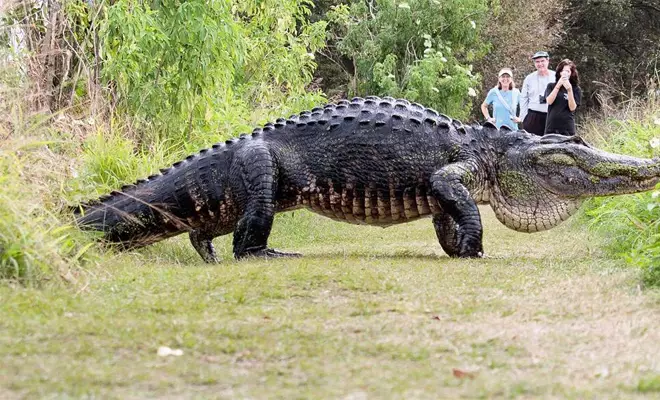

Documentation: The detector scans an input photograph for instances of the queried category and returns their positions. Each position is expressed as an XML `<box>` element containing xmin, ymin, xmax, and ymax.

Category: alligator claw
<box><xmin>237</xmin><ymin>248</ymin><xmax>302</xmax><ymax>259</ymax></box>
<box><xmin>263</xmin><ymin>248</ymin><xmax>302</xmax><ymax>258</ymax></box>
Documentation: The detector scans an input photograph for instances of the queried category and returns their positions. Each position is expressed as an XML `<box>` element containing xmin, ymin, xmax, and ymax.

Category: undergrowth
<box><xmin>580</xmin><ymin>96</ymin><xmax>660</xmax><ymax>288</ymax></box>
<box><xmin>0</xmin><ymin>137</ymin><xmax>96</xmax><ymax>286</ymax></box>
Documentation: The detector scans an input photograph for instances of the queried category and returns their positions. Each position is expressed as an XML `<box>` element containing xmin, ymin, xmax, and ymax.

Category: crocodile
<box><xmin>74</xmin><ymin>96</ymin><xmax>660</xmax><ymax>262</ymax></box>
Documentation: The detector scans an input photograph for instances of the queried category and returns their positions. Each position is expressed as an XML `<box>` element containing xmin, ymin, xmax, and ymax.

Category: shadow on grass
<box><xmin>129</xmin><ymin>248</ymin><xmax>584</xmax><ymax>267</ymax></box>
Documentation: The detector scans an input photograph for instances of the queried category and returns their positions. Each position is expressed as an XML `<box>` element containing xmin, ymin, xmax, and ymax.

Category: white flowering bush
<box><xmin>326</xmin><ymin>0</ymin><xmax>487</xmax><ymax>119</ymax></box>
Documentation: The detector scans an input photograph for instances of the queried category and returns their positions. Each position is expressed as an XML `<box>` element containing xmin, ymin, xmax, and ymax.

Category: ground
<box><xmin>1</xmin><ymin>206</ymin><xmax>659</xmax><ymax>399</ymax></box>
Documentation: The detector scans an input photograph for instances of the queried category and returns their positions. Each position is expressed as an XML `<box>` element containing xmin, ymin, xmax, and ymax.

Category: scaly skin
<box><xmin>74</xmin><ymin>97</ymin><xmax>660</xmax><ymax>262</ymax></box>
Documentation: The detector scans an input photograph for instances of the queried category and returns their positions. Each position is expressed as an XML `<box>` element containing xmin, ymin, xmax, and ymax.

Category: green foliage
<box><xmin>1</xmin><ymin>0</ymin><xmax>331</xmax><ymax>286</ymax></box>
<box><xmin>101</xmin><ymin>0</ymin><xmax>242</xmax><ymax>143</ymax></box>
<box><xmin>73</xmin><ymin>131</ymin><xmax>185</xmax><ymax>197</ymax></box>
<box><xmin>82</xmin><ymin>133</ymin><xmax>142</xmax><ymax>189</ymax></box>
<box><xmin>101</xmin><ymin>0</ymin><xmax>327</xmax><ymax>148</ymax></box>
<box><xmin>581</xmin><ymin>102</ymin><xmax>660</xmax><ymax>287</ymax></box>
<box><xmin>0</xmin><ymin>141</ymin><xmax>95</xmax><ymax>286</ymax></box>
<box><xmin>637</xmin><ymin>374</ymin><xmax>660</xmax><ymax>393</ymax></box>
<box><xmin>326</xmin><ymin>0</ymin><xmax>488</xmax><ymax>119</ymax></box>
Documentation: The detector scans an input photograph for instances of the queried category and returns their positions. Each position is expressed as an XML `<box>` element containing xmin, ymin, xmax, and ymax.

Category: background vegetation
<box><xmin>552</xmin><ymin>0</ymin><xmax>660</xmax><ymax>108</ymax></box>
<box><xmin>0</xmin><ymin>0</ymin><xmax>659</xmax><ymax>286</ymax></box>
<box><xmin>1</xmin><ymin>0</ymin><xmax>659</xmax><ymax>397</ymax></box>
<box><xmin>323</xmin><ymin>0</ymin><xmax>489</xmax><ymax>119</ymax></box>
<box><xmin>579</xmin><ymin>98</ymin><xmax>660</xmax><ymax>287</ymax></box>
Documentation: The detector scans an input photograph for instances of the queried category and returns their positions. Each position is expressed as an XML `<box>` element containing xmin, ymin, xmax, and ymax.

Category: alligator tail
<box><xmin>74</xmin><ymin>144</ymin><xmax>232</xmax><ymax>249</ymax></box>
<box><xmin>74</xmin><ymin>183</ymin><xmax>187</xmax><ymax>249</ymax></box>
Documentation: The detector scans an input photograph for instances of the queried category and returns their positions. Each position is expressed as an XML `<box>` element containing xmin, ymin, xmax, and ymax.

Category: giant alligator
<box><xmin>75</xmin><ymin>96</ymin><xmax>660</xmax><ymax>262</ymax></box>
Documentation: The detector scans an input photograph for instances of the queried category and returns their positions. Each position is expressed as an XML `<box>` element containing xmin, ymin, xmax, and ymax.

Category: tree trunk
<box><xmin>35</xmin><ymin>0</ymin><xmax>61</xmax><ymax>112</ymax></box>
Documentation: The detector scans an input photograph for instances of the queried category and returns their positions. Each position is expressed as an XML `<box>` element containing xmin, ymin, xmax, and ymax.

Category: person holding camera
<box><xmin>520</xmin><ymin>51</ymin><xmax>555</xmax><ymax>135</ymax></box>
<box><xmin>544</xmin><ymin>59</ymin><xmax>582</xmax><ymax>135</ymax></box>
<box><xmin>480</xmin><ymin>68</ymin><xmax>521</xmax><ymax>130</ymax></box>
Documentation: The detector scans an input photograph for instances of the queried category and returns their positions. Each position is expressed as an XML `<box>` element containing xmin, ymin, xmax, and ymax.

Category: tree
<box><xmin>552</xmin><ymin>0</ymin><xmax>660</xmax><ymax>107</ymax></box>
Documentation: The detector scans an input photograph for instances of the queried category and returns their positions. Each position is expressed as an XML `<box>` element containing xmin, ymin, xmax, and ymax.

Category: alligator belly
<box><xmin>286</xmin><ymin>184</ymin><xmax>441</xmax><ymax>226</ymax></box>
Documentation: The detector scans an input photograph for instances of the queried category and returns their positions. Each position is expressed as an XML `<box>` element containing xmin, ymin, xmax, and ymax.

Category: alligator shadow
<box><xmin>295</xmin><ymin>250</ymin><xmax>450</xmax><ymax>261</ymax></box>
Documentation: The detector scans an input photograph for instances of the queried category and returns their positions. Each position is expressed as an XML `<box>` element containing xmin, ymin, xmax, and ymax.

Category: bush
<box><xmin>552</xmin><ymin>0</ymin><xmax>660</xmax><ymax>108</ymax></box>
<box><xmin>102</xmin><ymin>0</ymin><xmax>327</xmax><ymax>147</ymax></box>
<box><xmin>0</xmin><ymin>0</ymin><xmax>331</xmax><ymax>286</ymax></box>
<box><xmin>326</xmin><ymin>0</ymin><xmax>488</xmax><ymax>119</ymax></box>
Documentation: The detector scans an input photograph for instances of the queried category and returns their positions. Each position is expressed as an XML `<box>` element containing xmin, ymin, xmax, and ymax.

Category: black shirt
<box><xmin>544</xmin><ymin>82</ymin><xmax>581</xmax><ymax>135</ymax></box>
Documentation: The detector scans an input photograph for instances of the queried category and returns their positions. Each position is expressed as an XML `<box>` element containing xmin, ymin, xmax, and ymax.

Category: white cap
<box><xmin>498</xmin><ymin>68</ymin><xmax>513</xmax><ymax>77</ymax></box>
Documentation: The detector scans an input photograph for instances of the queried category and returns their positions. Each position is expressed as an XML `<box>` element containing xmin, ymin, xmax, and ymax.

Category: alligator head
<box><xmin>488</xmin><ymin>133</ymin><xmax>660</xmax><ymax>233</ymax></box>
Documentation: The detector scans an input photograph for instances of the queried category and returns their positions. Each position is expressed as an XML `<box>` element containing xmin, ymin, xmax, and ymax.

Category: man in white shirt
<box><xmin>520</xmin><ymin>51</ymin><xmax>556</xmax><ymax>135</ymax></box>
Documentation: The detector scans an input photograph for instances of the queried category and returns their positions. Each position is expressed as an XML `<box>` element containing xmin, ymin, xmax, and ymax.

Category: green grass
<box><xmin>0</xmin><ymin>140</ymin><xmax>95</xmax><ymax>284</ymax></box>
<box><xmin>579</xmin><ymin>102</ymin><xmax>660</xmax><ymax>288</ymax></box>
<box><xmin>2</xmin><ymin>207</ymin><xmax>659</xmax><ymax>399</ymax></box>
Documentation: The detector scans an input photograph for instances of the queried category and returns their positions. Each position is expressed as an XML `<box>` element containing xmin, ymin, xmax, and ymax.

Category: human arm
<box><xmin>512</xmin><ymin>89</ymin><xmax>522</xmax><ymax>123</ymax></box>
<box><xmin>481</xmin><ymin>90</ymin><xmax>495</xmax><ymax>123</ymax></box>
<box><xmin>545</xmin><ymin>80</ymin><xmax>563</xmax><ymax>105</ymax></box>
<box><xmin>565</xmin><ymin>83</ymin><xmax>578</xmax><ymax>111</ymax></box>
<box><xmin>571</xmin><ymin>86</ymin><xmax>582</xmax><ymax>112</ymax></box>
<box><xmin>481</xmin><ymin>101</ymin><xmax>495</xmax><ymax>123</ymax></box>
<box><xmin>566</xmin><ymin>89</ymin><xmax>577</xmax><ymax>111</ymax></box>
<box><xmin>519</xmin><ymin>77</ymin><xmax>530</xmax><ymax>121</ymax></box>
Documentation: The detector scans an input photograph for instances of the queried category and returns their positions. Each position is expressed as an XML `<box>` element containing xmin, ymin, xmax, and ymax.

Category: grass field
<box><xmin>1</xmin><ymin>206</ymin><xmax>659</xmax><ymax>399</ymax></box>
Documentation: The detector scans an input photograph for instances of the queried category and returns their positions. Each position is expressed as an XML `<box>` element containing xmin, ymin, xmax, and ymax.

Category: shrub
<box><xmin>552</xmin><ymin>0</ymin><xmax>660</xmax><ymax>108</ymax></box>
<box><xmin>326</xmin><ymin>0</ymin><xmax>488</xmax><ymax>119</ymax></box>
<box><xmin>101</xmin><ymin>0</ymin><xmax>327</xmax><ymax>147</ymax></box>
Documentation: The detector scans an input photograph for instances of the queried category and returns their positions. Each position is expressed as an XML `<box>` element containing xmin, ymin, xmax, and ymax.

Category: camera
<box><xmin>539</xmin><ymin>94</ymin><xmax>546</xmax><ymax>104</ymax></box>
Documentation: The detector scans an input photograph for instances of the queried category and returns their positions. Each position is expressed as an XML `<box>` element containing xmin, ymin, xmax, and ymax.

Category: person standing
<box><xmin>480</xmin><ymin>68</ymin><xmax>521</xmax><ymax>130</ymax></box>
<box><xmin>544</xmin><ymin>59</ymin><xmax>582</xmax><ymax>135</ymax></box>
<box><xmin>520</xmin><ymin>51</ymin><xmax>555</xmax><ymax>135</ymax></box>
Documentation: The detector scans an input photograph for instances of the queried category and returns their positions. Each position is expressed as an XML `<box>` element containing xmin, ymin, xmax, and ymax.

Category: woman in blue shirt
<box><xmin>480</xmin><ymin>68</ymin><xmax>522</xmax><ymax>130</ymax></box>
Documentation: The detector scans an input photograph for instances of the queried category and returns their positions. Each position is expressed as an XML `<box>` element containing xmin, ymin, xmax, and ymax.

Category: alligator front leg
<box><xmin>432</xmin><ymin>212</ymin><xmax>460</xmax><ymax>257</ymax></box>
<box><xmin>429</xmin><ymin>162</ymin><xmax>484</xmax><ymax>258</ymax></box>
<box><xmin>231</xmin><ymin>143</ymin><xmax>301</xmax><ymax>260</ymax></box>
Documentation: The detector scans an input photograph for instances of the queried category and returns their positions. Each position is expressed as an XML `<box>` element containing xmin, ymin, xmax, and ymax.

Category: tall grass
<box><xmin>0</xmin><ymin>48</ymin><xmax>97</xmax><ymax>285</ymax></box>
<box><xmin>0</xmin><ymin>137</ymin><xmax>96</xmax><ymax>286</ymax></box>
<box><xmin>580</xmin><ymin>95</ymin><xmax>660</xmax><ymax>287</ymax></box>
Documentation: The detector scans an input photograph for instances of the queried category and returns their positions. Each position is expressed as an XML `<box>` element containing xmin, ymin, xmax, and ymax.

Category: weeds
<box><xmin>0</xmin><ymin>139</ymin><xmax>95</xmax><ymax>285</ymax></box>
<box><xmin>580</xmin><ymin>94</ymin><xmax>660</xmax><ymax>287</ymax></box>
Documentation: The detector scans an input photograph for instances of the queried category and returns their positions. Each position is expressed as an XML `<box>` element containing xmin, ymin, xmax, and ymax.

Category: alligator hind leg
<box><xmin>432</xmin><ymin>213</ymin><xmax>460</xmax><ymax>257</ymax></box>
<box><xmin>189</xmin><ymin>230</ymin><xmax>219</xmax><ymax>263</ymax></box>
<box><xmin>231</xmin><ymin>144</ymin><xmax>301</xmax><ymax>260</ymax></box>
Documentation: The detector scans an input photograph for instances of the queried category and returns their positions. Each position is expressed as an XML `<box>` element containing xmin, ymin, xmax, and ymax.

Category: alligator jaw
<box><xmin>489</xmin><ymin>135</ymin><xmax>659</xmax><ymax>234</ymax></box>
<box><xmin>580</xmin><ymin>154</ymin><xmax>660</xmax><ymax>196</ymax></box>
<box><xmin>531</xmin><ymin>144</ymin><xmax>660</xmax><ymax>198</ymax></box>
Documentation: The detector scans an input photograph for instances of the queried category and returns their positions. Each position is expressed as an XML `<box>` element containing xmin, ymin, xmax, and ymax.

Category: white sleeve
<box><xmin>520</xmin><ymin>76</ymin><xmax>530</xmax><ymax>121</ymax></box>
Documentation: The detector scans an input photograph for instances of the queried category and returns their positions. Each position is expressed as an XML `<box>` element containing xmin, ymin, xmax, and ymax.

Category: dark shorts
<box><xmin>522</xmin><ymin>110</ymin><xmax>547</xmax><ymax>136</ymax></box>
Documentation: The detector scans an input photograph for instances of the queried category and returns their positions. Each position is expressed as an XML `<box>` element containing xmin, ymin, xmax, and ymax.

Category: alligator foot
<box><xmin>449</xmin><ymin>251</ymin><xmax>484</xmax><ymax>259</ymax></box>
<box><xmin>236</xmin><ymin>247</ymin><xmax>302</xmax><ymax>260</ymax></box>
